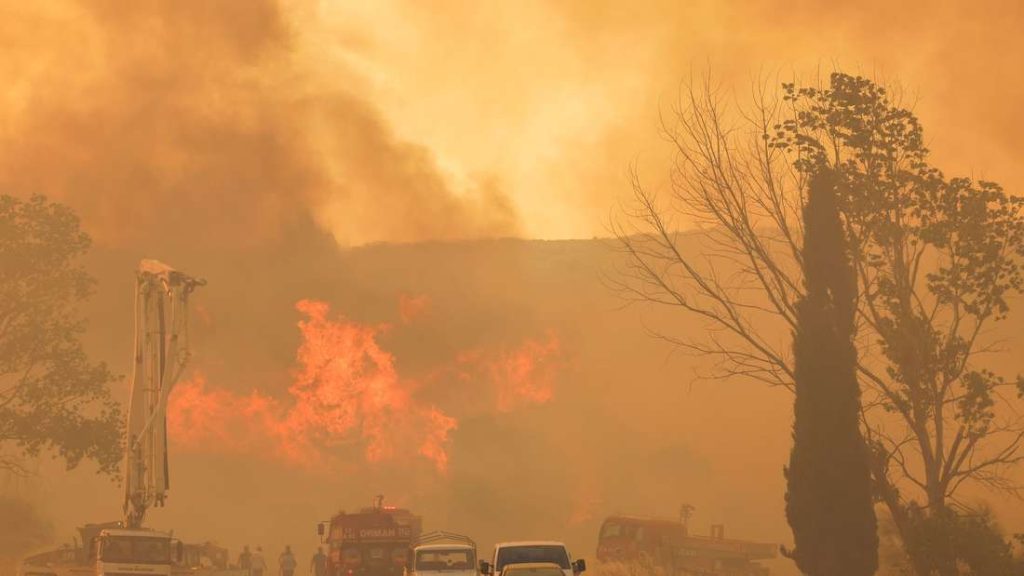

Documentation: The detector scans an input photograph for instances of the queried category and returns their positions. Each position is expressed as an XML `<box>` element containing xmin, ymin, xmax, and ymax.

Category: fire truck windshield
<box><xmin>100</xmin><ymin>536</ymin><xmax>171</xmax><ymax>564</ymax></box>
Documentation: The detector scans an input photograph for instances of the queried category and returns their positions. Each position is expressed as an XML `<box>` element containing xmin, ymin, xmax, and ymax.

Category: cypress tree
<box><xmin>785</xmin><ymin>169</ymin><xmax>878</xmax><ymax>576</ymax></box>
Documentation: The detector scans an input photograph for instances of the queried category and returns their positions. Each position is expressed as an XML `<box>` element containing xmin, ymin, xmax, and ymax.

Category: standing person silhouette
<box><xmin>252</xmin><ymin>546</ymin><xmax>268</xmax><ymax>576</ymax></box>
<box><xmin>279</xmin><ymin>545</ymin><xmax>298</xmax><ymax>576</ymax></box>
<box><xmin>239</xmin><ymin>546</ymin><xmax>253</xmax><ymax>576</ymax></box>
<box><xmin>310</xmin><ymin>547</ymin><xmax>328</xmax><ymax>576</ymax></box>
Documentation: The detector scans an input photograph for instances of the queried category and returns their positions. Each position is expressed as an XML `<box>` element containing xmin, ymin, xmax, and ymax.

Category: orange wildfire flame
<box><xmin>455</xmin><ymin>332</ymin><xmax>562</xmax><ymax>413</ymax></box>
<box><xmin>168</xmin><ymin>298</ymin><xmax>559</xmax><ymax>473</ymax></box>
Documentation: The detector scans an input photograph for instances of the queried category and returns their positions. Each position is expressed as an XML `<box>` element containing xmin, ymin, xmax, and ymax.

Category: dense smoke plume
<box><xmin>0</xmin><ymin>0</ymin><xmax>519</xmax><ymax>248</ymax></box>
<box><xmin>4</xmin><ymin>1</ymin><xmax>1022</xmax><ymax>247</ymax></box>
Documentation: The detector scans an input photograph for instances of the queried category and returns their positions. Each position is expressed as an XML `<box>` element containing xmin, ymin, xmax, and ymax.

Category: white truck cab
<box><xmin>479</xmin><ymin>542</ymin><xmax>585</xmax><ymax>576</ymax></box>
<box><xmin>94</xmin><ymin>528</ymin><xmax>177</xmax><ymax>576</ymax></box>
<box><xmin>18</xmin><ymin>526</ymin><xmax>179</xmax><ymax>576</ymax></box>
<box><xmin>407</xmin><ymin>533</ymin><xmax>477</xmax><ymax>576</ymax></box>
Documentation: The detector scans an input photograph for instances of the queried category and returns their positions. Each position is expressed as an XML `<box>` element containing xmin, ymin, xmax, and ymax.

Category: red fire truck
<box><xmin>596</xmin><ymin>515</ymin><xmax>776</xmax><ymax>576</ymax></box>
<box><xmin>318</xmin><ymin>497</ymin><xmax>423</xmax><ymax>576</ymax></box>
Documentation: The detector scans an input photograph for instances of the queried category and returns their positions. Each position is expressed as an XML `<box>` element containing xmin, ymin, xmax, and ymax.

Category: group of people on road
<box><xmin>237</xmin><ymin>545</ymin><xmax>328</xmax><ymax>576</ymax></box>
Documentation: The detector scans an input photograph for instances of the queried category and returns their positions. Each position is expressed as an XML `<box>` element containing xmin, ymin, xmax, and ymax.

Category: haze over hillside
<box><xmin>8</xmin><ymin>230</ymin><xmax>1020</xmax><ymax>576</ymax></box>
<box><xmin>14</xmin><ymin>232</ymin><xmax>789</xmax><ymax>567</ymax></box>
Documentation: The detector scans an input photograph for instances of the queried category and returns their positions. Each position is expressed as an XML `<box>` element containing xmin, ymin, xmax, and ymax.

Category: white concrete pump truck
<box><xmin>20</xmin><ymin>261</ymin><xmax>204</xmax><ymax>576</ymax></box>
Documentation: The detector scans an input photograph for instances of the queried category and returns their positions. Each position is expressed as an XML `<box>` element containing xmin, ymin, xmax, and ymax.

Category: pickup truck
<box><xmin>479</xmin><ymin>542</ymin><xmax>585</xmax><ymax>576</ymax></box>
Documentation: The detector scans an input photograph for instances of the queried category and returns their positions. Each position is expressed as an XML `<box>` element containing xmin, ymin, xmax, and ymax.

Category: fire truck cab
<box><xmin>318</xmin><ymin>498</ymin><xmax>422</xmax><ymax>576</ymax></box>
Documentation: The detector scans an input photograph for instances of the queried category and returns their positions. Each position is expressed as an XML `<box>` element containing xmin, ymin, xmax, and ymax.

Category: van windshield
<box><xmin>496</xmin><ymin>546</ymin><xmax>569</xmax><ymax>571</ymax></box>
<box><xmin>416</xmin><ymin>549</ymin><xmax>476</xmax><ymax>570</ymax></box>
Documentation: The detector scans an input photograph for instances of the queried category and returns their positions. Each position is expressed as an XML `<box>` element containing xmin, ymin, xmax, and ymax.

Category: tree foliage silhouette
<box><xmin>785</xmin><ymin>169</ymin><xmax>877</xmax><ymax>576</ymax></box>
<box><xmin>614</xmin><ymin>72</ymin><xmax>1024</xmax><ymax>574</ymax></box>
<box><xmin>902</xmin><ymin>506</ymin><xmax>1020</xmax><ymax>576</ymax></box>
<box><xmin>0</xmin><ymin>194</ymin><xmax>122</xmax><ymax>475</ymax></box>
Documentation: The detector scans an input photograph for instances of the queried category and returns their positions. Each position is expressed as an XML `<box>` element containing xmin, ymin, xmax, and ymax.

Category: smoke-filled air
<box><xmin>2</xmin><ymin>2</ymin><xmax>1024</xmax><ymax>576</ymax></box>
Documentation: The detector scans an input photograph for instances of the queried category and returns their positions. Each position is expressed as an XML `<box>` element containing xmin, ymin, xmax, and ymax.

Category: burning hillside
<box><xmin>169</xmin><ymin>297</ymin><xmax>562</xmax><ymax>472</ymax></box>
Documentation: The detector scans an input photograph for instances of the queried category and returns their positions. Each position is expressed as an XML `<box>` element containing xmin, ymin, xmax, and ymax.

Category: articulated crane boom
<box><xmin>124</xmin><ymin>260</ymin><xmax>205</xmax><ymax>529</ymax></box>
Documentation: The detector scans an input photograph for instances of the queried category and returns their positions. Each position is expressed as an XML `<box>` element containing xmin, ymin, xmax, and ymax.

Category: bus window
<box><xmin>600</xmin><ymin>524</ymin><xmax>622</xmax><ymax>539</ymax></box>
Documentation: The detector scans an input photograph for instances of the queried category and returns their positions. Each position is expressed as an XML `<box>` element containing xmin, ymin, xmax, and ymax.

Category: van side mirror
<box><xmin>573</xmin><ymin>560</ymin><xmax>587</xmax><ymax>574</ymax></box>
<box><xmin>479</xmin><ymin>561</ymin><xmax>492</xmax><ymax>575</ymax></box>
<box><xmin>318</xmin><ymin>523</ymin><xmax>326</xmax><ymax>537</ymax></box>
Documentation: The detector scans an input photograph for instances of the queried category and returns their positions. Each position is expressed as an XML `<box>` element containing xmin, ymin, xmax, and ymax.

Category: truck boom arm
<box><xmin>124</xmin><ymin>260</ymin><xmax>205</xmax><ymax>529</ymax></box>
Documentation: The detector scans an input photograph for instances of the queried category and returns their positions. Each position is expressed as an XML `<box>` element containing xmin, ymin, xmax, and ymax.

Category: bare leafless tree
<box><xmin>612</xmin><ymin>72</ymin><xmax>1024</xmax><ymax>574</ymax></box>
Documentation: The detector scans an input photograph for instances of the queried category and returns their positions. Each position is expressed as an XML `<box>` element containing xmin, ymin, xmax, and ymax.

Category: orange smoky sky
<box><xmin>1</xmin><ymin>0</ymin><xmax>1021</xmax><ymax>247</ymax></box>
<box><xmin>4</xmin><ymin>3</ymin><xmax>1024</xmax><ymax>574</ymax></box>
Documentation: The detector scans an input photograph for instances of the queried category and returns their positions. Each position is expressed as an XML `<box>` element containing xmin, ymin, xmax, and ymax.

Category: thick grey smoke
<box><xmin>0</xmin><ymin>0</ymin><xmax>519</xmax><ymax>248</ymax></box>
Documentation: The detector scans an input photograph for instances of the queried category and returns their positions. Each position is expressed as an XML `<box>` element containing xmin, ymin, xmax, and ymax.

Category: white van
<box><xmin>407</xmin><ymin>532</ymin><xmax>477</xmax><ymax>576</ymax></box>
<box><xmin>479</xmin><ymin>542</ymin><xmax>585</xmax><ymax>576</ymax></box>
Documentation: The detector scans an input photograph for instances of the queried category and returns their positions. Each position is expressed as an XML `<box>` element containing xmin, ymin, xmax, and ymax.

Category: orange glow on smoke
<box><xmin>567</xmin><ymin>475</ymin><xmax>602</xmax><ymax>526</ymax></box>
<box><xmin>168</xmin><ymin>299</ymin><xmax>558</xmax><ymax>473</ymax></box>
<box><xmin>398</xmin><ymin>293</ymin><xmax>431</xmax><ymax>323</ymax></box>
<box><xmin>457</xmin><ymin>333</ymin><xmax>562</xmax><ymax>412</ymax></box>
<box><xmin>167</xmin><ymin>375</ymin><xmax>279</xmax><ymax>453</ymax></box>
